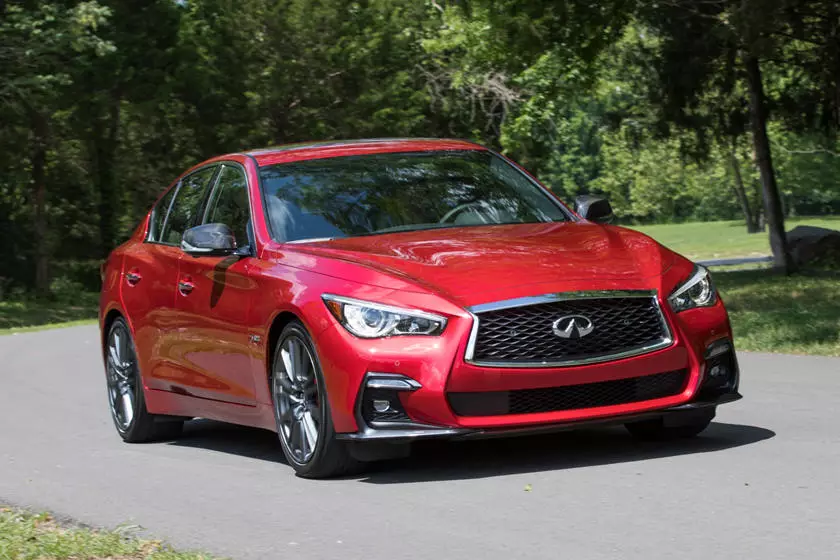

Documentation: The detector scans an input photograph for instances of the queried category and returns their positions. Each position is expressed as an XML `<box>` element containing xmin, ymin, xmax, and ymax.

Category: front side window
<box><xmin>203</xmin><ymin>164</ymin><xmax>250</xmax><ymax>247</ymax></box>
<box><xmin>161</xmin><ymin>166</ymin><xmax>217</xmax><ymax>245</ymax></box>
<box><xmin>258</xmin><ymin>150</ymin><xmax>570</xmax><ymax>242</ymax></box>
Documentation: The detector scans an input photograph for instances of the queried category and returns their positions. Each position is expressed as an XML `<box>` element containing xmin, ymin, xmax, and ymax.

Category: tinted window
<box><xmin>259</xmin><ymin>150</ymin><xmax>569</xmax><ymax>242</ymax></box>
<box><xmin>147</xmin><ymin>185</ymin><xmax>177</xmax><ymax>243</ymax></box>
<box><xmin>203</xmin><ymin>164</ymin><xmax>250</xmax><ymax>246</ymax></box>
<box><xmin>161</xmin><ymin>166</ymin><xmax>217</xmax><ymax>245</ymax></box>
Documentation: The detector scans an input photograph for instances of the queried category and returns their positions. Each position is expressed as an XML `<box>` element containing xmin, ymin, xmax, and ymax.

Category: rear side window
<box><xmin>147</xmin><ymin>186</ymin><xmax>177</xmax><ymax>242</ymax></box>
<box><xmin>203</xmin><ymin>164</ymin><xmax>250</xmax><ymax>247</ymax></box>
<box><xmin>160</xmin><ymin>166</ymin><xmax>217</xmax><ymax>245</ymax></box>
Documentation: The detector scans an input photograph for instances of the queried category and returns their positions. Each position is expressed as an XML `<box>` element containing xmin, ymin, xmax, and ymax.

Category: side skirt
<box><xmin>144</xmin><ymin>388</ymin><xmax>276</xmax><ymax>431</ymax></box>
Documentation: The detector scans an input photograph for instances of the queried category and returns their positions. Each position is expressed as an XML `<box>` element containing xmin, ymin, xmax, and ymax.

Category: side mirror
<box><xmin>181</xmin><ymin>223</ymin><xmax>237</xmax><ymax>257</ymax></box>
<box><xmin>575</xmin><ymin>195</ymin><xmax>614</xmax><ymax>223</ymax></box>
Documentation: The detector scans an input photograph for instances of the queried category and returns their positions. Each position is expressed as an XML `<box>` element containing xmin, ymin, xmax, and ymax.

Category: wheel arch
<box><xmin>266</xmin><ymin>311</ymin><xmax>303</xmax><ymax>380</ymax></box>
<box><xmin>101</xmin><ymin>308</ymin><xmax>125</xmax><ymax>351</ymax></box>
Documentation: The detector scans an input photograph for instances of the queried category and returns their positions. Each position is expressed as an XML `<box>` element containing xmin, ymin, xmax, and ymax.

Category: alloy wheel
<box><xmin>273</xmin><ymin>335</ymin><xmax>322</xmax><ymax>464</ymax></box>
<box><xmin>106</xmin><ymin>322</ymin><xmax>138</xmax><ymax>432</ymax></box>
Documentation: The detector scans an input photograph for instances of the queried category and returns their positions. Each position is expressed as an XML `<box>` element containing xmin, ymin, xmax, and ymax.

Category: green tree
<box><xmin>0</xmin><ymin>1</ymin><xmax>113</xmax><ymax>295</ymax></box>
<box><xmin>639</xmin><ymin>0</ymin><xmax>818</xmax><ymax>271</ymax></box>
<box><xmin>74</xmin><ymin>0</ymin><xmax>182</xmax><ymax>256</ymax></box>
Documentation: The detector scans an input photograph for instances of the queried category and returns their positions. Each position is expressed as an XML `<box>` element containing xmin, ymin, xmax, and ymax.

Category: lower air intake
<box><xmin>448</xmin><ymin>369</ymin><xmax>689</xmax><ymax>416</ymax></box>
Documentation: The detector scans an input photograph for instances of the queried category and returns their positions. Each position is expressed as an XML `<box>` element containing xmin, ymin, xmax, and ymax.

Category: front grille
<box><xmin>448</xmin><ymin>369</ymin><xmax>689</xmax><ymax>416</ymax></box>
<box><xmin>469</xmin><ymin>295</ymin><xmax>670</xmax><ymax>365</ymax></box>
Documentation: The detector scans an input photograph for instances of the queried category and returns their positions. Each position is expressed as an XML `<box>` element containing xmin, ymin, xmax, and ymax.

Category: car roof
<box><xmin>243</xmin><ymin>138</ymin><xmax>486</xmax><ymax>167</ymax></box>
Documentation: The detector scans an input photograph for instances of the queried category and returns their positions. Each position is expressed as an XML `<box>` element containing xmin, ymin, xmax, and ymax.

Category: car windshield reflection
<box><xmin>258</xmin><ymin>150</ymin><xmax>570</xmax><ymax>242</ymax></box>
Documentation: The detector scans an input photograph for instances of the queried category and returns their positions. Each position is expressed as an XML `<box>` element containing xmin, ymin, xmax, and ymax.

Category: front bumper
<box><xmin>337</xmin><ymin>335</ymin><xmax>741</xmax><ymax>444</ymax></box>
<box><xmin>315</xmin><ymin>282</ymin><xmax>738</xmax><ymax>436</ymax></box>
<box><xmin>336</xmin><ymin>390</ymin><xmax>742</xmax><ymax>443</ymax></box>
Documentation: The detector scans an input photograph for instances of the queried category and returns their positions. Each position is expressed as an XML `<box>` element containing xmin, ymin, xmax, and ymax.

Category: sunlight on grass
<box><xmin>715</xmin><ymin>269</ymin><xmax>840</xmax><ymax>356</ymax></box>
<box><xmin>0</xmin><ymin>293</ymin><xmax>99</xmax><ymax>333</ymax></box>
<box><xmin>632</xmin><ymin>216</ymin><xmax>840</xmax><ymax>261</ymax></box>
<box><xmin>0</xmin><ymin>507</ymin><xmax>219</xmax><ymax>560</ymax></box>
<box><xmin>0</xmin><ymin>319</ymin><xmax>98</xmax><ymax>336</ymax></box>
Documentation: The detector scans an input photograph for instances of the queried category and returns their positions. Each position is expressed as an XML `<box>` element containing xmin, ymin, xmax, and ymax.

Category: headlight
<box><xmin>322</xmin><ymin>294</ymin><xmax>447</xmax><ymax>338</ymax></box>
<box><xmin>668</xmin><ymin>265</ymin><xmax>717</xmax><ymax>312</ymax></box>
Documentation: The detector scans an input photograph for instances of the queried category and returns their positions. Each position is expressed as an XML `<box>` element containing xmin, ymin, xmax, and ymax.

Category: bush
<box><xmin>51</xmin><ymin>259</ymin><xmax>103</xmax><ymax>292</ymax></box>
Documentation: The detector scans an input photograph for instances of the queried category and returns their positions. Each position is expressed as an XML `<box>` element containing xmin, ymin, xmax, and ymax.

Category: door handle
<box><xmin>125</xmin><ymin>271</ymin><xmax>142</xmax><ymax>286</ymax></box>
<box><xmin>178</xmin><ymin>279</ymin><xmax>194</xmax><ymax>295</ymax></box>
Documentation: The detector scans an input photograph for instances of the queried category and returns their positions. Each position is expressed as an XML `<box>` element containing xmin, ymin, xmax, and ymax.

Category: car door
<box><xmin>169</xmin><ymin>162</ymin><xmax>258</xmax><ymax>405</ymax></box>
<box><xmin>123</xmin><ymin>165</ymin><xmax>218</xmax><ymax>392</ymax></box>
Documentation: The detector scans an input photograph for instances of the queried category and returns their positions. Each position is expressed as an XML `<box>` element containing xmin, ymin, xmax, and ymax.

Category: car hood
<box><xmin>287</xmin><ymin>222</ymin><xmax>676</xmax><ymax>305</ymax></box>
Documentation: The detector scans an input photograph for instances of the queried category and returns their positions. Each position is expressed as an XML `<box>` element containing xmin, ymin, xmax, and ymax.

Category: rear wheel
<box><xmin>271</xmin><ymin>321</ymin><xmax>358</xmax><ymax>478</ymax></box>
<box><xmin>625</xmin><ymin>409</ymin><xmax>714</xmax><ymax>441</ymax></box>
<box><xmin>105</xmin><ymin>317</ymin><xmax>183</xmax><ymax>442</ymax></box>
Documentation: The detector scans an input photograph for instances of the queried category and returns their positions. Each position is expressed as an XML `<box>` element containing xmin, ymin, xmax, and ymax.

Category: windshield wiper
<box><xmin>370</xmin><ymin>223</ymin><xmax>451</xmax><ymax>234</ymax></box>
<box><xmin>286</xmin><ymin>237</ymin><xmax>336</xmax><ymax>244</ymax></box>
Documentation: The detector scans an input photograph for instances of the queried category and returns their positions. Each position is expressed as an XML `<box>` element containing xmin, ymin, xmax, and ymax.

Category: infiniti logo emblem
<box><xmin>552</xmin><ymin>315</ymin><xmax>595</xmax><ymax>339</ymax></box>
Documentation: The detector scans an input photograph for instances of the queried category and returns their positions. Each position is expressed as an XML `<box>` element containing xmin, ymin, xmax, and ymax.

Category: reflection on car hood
<box><xmin>289</xmin><ymin>222</ymin><xmax>675</xmax><ymax>303</ymax></box>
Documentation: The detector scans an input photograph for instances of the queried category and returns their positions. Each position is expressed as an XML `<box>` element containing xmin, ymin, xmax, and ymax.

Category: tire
<box><xmin>270</xmin><ymin>321</ymin><xmax>359</xmax><ymax>478</ymax></box>
<box><xmin>105</xmin><ymin>317</ymin><xmax>184</xmax><ymax>443</ymax></box>
<box><xmin>625</xmin><ymin>409</ymin><xmax>714</xmax><ymax>441</ymax></box>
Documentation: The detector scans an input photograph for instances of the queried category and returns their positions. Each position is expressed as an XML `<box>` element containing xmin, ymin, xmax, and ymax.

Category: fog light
<box><xmin>373</xmin><ymin>399</ymin><xmax>392</xmax><ymax>413</ymax></box>
<box><xmin>700</xmin><ymin>338</ymin><xmax>738</xmax><ymax>398</ymax></box>
<box><xmin>361</xmin><ymin>373</ymin><xmax>420</xmax><ymax>426</ymax></box>
<box><xmin>708</xmin><ymin>364</ymin><xmax>727</xmax><ymax>377</ymax></box>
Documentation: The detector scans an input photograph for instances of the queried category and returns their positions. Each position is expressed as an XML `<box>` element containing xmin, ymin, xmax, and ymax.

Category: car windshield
<box><xmin>258</xmin><ymin>149</ymin><xmax>570</xmax><ymax>242</ymax></box>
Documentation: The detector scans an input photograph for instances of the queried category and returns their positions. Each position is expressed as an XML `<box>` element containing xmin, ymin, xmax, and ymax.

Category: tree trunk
<box><xmin>97</xmin><ymin>90</ymin><xmax>122</xmax><ymax>257</ymax></box>
<box><xmin>728</xmin><ymin>145</ymin><xmax>758</xmax><ymax>233</ymax></box>
<box><xmin>30</xmin><ymin>111</ymin><xmax>50</xmax><ymax>298</ymax></box>
<box><xmin>744</xmin><ymin>55</ymin><xmax>793</xmax><ymax>272</ymax></box>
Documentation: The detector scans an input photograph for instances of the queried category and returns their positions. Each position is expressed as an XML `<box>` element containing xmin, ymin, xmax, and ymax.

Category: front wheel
<box><xmin>105</xmin><ymin>317</ymin><xmax>183</xmax><ymax>442</ymax></box>
<box><xmin>271</xmin><ymin>321</ymin><xmax>359</xmax><ymax>478</ymax></box>
<box><xmin>625</xmin><ymin>409</ymin><xmax>715</xmax><ymax>441</ymax></box>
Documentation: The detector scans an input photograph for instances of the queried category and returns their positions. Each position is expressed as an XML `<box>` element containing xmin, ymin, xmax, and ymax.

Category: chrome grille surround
<box><xmin>464</xmin><ymin>290</ymin><xmax>674</xmax><ymax>368</ymax></box>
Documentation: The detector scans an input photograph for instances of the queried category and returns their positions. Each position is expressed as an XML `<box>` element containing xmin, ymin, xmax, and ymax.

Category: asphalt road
<box><xmin>2</xmin><ymin>325</ymin><xmax>839</xmax><ymax>559</ymax></box>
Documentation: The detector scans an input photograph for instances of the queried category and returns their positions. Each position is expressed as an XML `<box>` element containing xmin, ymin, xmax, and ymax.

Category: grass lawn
<box><xmin>715</xmin><ymin>269</ymin><xmax>840</xmax><ymax>356</ymax></box>
<box><xmin>0</xmin><ymin>507</ymin><xmax>217</xmax><ymax>560</ymax></box>
<box><xmin>0</xmin><ymin>293</ymin><xmax>99</xmax><ymax>334</ymax></box>
<box><xmin>632</xmin><ymin>216</ymin><xmax>840</xmax><ymax>261</ymax></box>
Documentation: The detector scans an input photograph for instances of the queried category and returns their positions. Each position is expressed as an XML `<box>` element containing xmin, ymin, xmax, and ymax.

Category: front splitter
<box><xmin>335</xmin><ymin>391</ymin><xmax>742</xmax><ymax>443</ymax></box>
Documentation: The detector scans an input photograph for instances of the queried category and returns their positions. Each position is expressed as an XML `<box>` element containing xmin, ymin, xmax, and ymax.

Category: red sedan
<box><xmin>99</xmin><ymin>138</ymin><xmax>741</xmax><ymax>477</ymax></box>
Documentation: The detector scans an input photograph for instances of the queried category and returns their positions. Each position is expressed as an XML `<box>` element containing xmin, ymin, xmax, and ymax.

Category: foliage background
<box><xmin>1</xmin><ymin>0</ymin><xmax>838</xmax><ymax>297</ymax></box>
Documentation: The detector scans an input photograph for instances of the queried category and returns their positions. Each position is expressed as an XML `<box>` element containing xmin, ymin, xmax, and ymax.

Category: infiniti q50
<box><xmin>99</xmin><ymin>138</ymin><xmax>741</xmax><ymax>478</ymax></box>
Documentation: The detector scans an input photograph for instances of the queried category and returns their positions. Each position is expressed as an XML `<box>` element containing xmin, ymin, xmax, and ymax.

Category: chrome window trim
<box><xmin>464</xmin><ymin>290</ymin><xmax>674</xmax><ymax>368</ymax></box>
